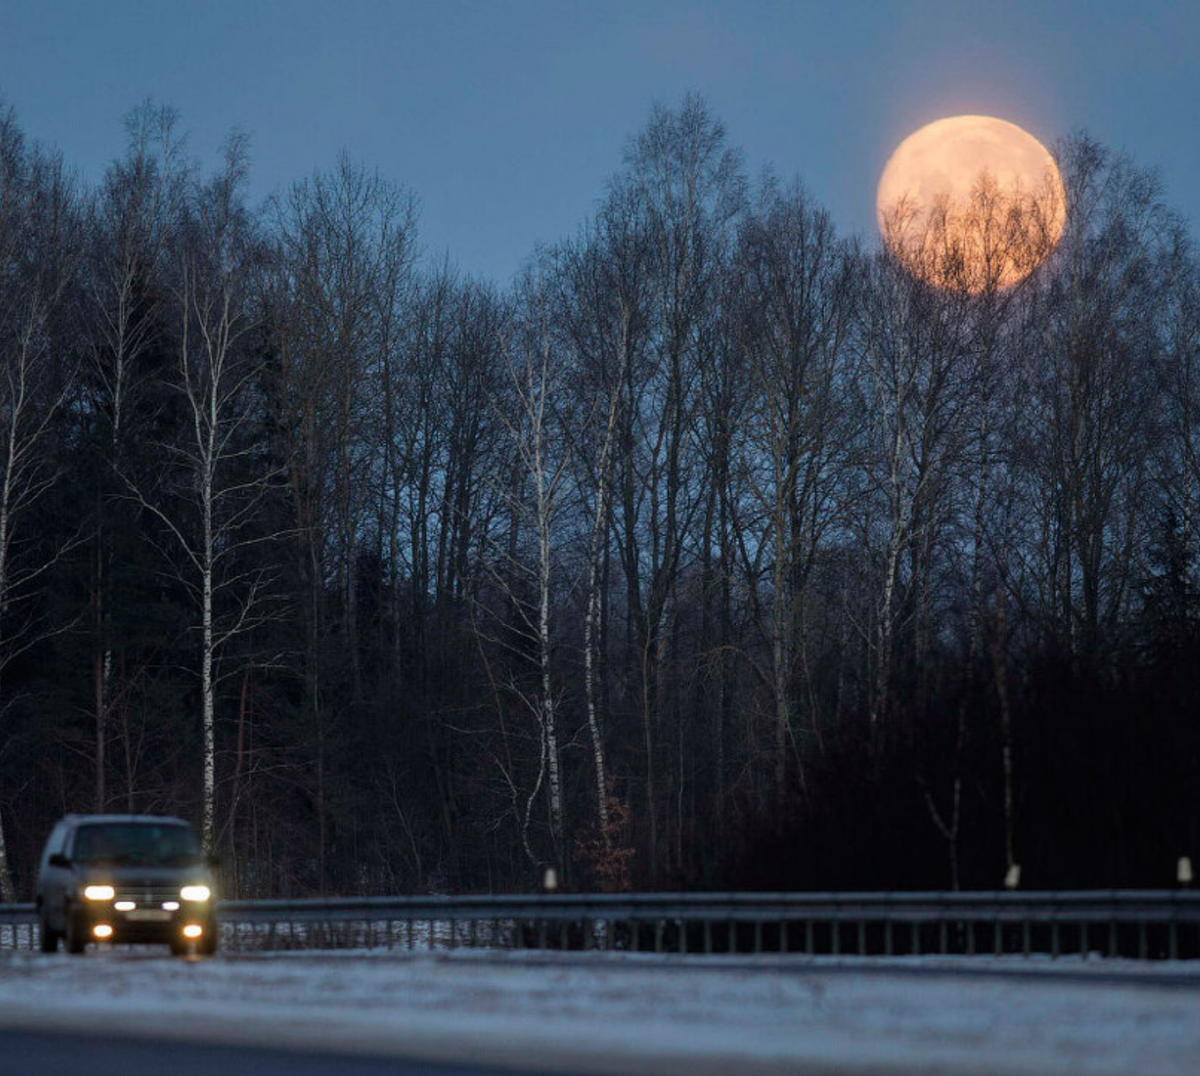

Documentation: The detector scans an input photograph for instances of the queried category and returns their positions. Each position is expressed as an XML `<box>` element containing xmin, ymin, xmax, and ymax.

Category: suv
<box><xmin>35</xmin><ymin>814</ymin><xmax>218</xmax><ymax>956</ymax></box>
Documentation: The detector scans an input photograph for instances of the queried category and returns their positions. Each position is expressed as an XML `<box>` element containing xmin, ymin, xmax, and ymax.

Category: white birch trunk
<box><xmin>202</xmin><ymin>472</ymin><xmax>216</xmax><ymax>854</ymax></box>
<box><xmin>531</xmin><ymin>335</ymin><xmax>564</xmax><ymax>851</ymax></box>
<box><xmin>539</xmin><ymin>502</ymin><xmax>563</xmax><ymax>849</ymax></box>
<box><xmin>202</xmin><ymin>561</ymin><xmax>215</xmax><ymax>853</ymax></box>
<box><xmin>583</xmin><ymin>386</ymin><xmax>620</xmax><ymax>843</ymax></box>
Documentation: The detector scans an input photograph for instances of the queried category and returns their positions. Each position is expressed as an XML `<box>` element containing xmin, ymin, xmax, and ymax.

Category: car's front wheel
<box><xmin>38</xmin><ymin>914</ymin><xmax>59</xmax><ymax>954</ymax></box>
<box><xmin>64</xmin><ymin>910</ymin><xmax>87</xmax><ymax>955</ymax></box>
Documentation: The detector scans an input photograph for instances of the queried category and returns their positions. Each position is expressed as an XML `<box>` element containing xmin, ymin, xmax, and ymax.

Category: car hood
<box><xmin>73</xmin><ymin>865</ymin><xmax>213</xmax><ymax>886</ymax></box>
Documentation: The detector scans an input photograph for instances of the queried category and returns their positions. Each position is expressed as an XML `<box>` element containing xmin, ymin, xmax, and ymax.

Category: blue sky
<box><xmin>1</xmin><ymin>1</ymin><xmax>1196</xmax><ymax>284</ymax></box>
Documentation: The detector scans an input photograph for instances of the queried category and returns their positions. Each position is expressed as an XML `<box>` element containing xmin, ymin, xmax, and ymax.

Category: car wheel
<box><xmin>65</xmin><ymin>912</ymin><xmax>87</xmax><ymax>955</ymax></box>
<box><xmin>39</xmin><ymin>915</ymin><xmax>59</xmax><ymax>953</ymax></box>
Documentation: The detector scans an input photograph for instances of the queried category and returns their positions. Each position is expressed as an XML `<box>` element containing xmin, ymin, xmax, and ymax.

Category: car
<box><xmin>35</xmin><ymin>814</ymin><xmax>219</xmax><ymax>956</ymax></box>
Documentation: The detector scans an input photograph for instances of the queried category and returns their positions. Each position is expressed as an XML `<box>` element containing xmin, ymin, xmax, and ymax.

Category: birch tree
<box><xmin>554</xmin><ymin>189</ymin><xmax>651</xmax><ymax>861</ymax></box>
<box><xmin>485</xmin><ymin>275</ymin><xmax>571</xmax><ymax>868</ymax></box>
<box><xmin>125</xmin><ymin>136</ymin><xmax>281</xmax><ymax>853</ymax></box>
<box><xmin>854</xmin><ymin>251</ymin><xmax>973</xmax><ymax>736</ymax></box>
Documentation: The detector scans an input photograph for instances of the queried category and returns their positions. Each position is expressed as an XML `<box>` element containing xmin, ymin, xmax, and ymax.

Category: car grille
<box><xmin>113</xmin><ymin>883</ymin><xmax>181</xmax><ymax>906</ymax></box>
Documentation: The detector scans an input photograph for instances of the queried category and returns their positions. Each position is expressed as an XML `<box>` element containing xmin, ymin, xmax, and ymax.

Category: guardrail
<box><xmin>3</xmin><ymin>891</ymin><xmax>1199</xmax><ymax>959</ymax></box>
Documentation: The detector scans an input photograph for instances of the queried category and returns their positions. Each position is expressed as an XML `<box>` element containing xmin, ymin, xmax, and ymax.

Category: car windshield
<box><xmin>71</xmin><ymin>823</ymin><xmax>201</xmax><ymax>867</ymax></box>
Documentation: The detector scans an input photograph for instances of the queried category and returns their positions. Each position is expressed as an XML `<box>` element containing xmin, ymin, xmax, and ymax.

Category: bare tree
<box><xmin>853</xmin><ymin>248</ymin><xmax>973</xmax><ymax>739</ymax></box>
<box><xmin>735</xmin><ymin>178</ymin><xmax>857</xmax><ymax>809</ymax></box>
<box><xmin>85</xmin><ymin>101</ymin><xmax>187</xmax><ymax>810</ymax></box>
<box><xmin>266</xmin><ymin>156</ymin><xmax>417</xmax><ymax>882</ymax></box>
<box><xmin>477</xmin><ymin>271</ymin><xmax>574</xmax><ymax>872</ymax></box>
<box><xmin>0</xmin><ymin>110</ymin><xmax>81</xmax><ymax>899</ymax></box>
<box><xmin>1015</xmin><ymin>136</ymin><xmax>1180</xmax><ymax>654</ymax></box>
<box><xmin>553</xmin><ymin>190</ymin><xmax>653</xmax><ymax>863</ymax></box>
<box><xmin>613</xmin><ymin>94</ymin><xmax>745</xmax><ymax>879</ymax></box>
<box><xmin>123</xmin><ymin>136</ymin><xmax>283</xmax><ymax>853</ymax></box>
<box><xmin>1160</xmin><ymin>246</ymin><xmax>1200</xmax><ymax>587</ymax></box>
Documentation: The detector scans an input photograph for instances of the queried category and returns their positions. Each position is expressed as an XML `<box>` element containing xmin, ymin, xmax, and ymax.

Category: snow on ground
<box><xmin>0</xmin><ymin>949</ymin><xmax>1198</xmax><ymax>1074</ymax></box>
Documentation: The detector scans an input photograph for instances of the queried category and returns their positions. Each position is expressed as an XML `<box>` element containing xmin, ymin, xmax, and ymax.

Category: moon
<box><xmin>876</xmin><ymin>115</ymin><xmax>1066</xmax><ymax>292</ymax></box>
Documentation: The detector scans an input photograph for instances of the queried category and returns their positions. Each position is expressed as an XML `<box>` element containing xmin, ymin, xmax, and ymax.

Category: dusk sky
<box><xmin>1</xmin><ymin>0</ymin><xmax>1196</xmax><ymax>285</ymax></box>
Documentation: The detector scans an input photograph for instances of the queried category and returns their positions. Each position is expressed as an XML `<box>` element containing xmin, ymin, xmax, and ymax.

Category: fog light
<box><xmin>114</xmin><ymin>901</ymin><xmax>136</xmax><ymax>912</ymax></box>
<box><xmin>182</xmin><ymin>924</ymin><xmax>204</xmax><ymax>939</ymax></box>
<box><xmin>93</xmin><ymin>924</ymin><xmax>114</xmax><ymax>940</ymax></box>
<box><xmin>84</xmin><ymin>885</ymin><xmax>115</xmax><ymax>901</ymax></box>
<box><xmin>162</xmin><ymin>901</ymin><xmax>180</xmax><ymax>911</ymax></box>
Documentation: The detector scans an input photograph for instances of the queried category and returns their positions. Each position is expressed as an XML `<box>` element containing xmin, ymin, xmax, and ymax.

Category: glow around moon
<box><xmin>876</xmin><ymin>115</ymin><xmax>1066</xmax><ymax>292</ymax></box>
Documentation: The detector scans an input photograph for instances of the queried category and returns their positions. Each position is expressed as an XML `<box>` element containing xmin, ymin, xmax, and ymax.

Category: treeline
<box><xmin>0</xmin><ymin>93</ymin><xmax>1197</xmax><ymax>900</ymax></box>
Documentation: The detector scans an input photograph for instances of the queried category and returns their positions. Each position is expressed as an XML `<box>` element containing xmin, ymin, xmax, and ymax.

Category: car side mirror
<box><xmin>207</xmin><ymin>855</ymin><xmax>221</xmax><ymax>869</ymax></box>
<box><xmin>49</xmin><ymin>853</ymin><xmax>71</xmax><ymax>868</ymax></box>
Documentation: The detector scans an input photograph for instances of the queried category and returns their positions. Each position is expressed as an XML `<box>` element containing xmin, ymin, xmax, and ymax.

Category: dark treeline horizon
<box><xmin>0</xmin><ymin>91</ymin><xmax>1197</xmax><ymax>901</ymax></box>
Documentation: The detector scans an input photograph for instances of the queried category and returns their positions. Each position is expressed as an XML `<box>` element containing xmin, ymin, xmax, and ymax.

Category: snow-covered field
<box><xmin>0</xmin><ymin>948</ymin><xmax>1198</xmax><ymax>1074</ymax></box>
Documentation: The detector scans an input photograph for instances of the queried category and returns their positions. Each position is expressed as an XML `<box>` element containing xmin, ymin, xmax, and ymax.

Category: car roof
<box><xmin>60</xmin><ymin>814</ymin><xmax>192</xmax><ymax>827</ymax></box>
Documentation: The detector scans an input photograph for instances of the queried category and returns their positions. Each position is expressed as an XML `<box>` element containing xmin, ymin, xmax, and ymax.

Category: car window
<box><xmin>70</xmin><ymin>824</ymin><xmax>202</xmax><ymax>866</ymax></box>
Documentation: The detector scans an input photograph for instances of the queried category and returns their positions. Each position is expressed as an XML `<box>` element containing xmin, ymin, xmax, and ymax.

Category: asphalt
<box><xmin>0</xmin><ymin>1027</ymin><xmax>554</xmax><ymax>1076</ymax></box>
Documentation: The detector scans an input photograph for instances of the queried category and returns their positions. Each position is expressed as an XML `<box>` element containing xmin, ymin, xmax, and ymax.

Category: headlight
<box><xmin>84</xmin><ymin>884</ymin><xmax>115</xmax><ymax>901</ymax></box>
<box><xmin>180</xmin><ymin>885</ymin><xmax>211</xmax><ymax>902</ymax></box>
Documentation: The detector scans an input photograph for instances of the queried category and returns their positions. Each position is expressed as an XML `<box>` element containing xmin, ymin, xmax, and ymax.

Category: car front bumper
<box><xmin>71</xmin><ymin>902</ymin><xmax>216</xmax><ymax>945</ymax></box>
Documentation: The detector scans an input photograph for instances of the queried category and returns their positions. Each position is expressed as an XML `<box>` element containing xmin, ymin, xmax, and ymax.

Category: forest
<box><xmin>0</xmin><ymin>92</ymin><xmax>1197</xmax><ymax>901</ymax></box>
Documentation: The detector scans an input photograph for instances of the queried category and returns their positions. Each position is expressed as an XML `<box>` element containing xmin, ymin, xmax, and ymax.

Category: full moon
<box><xmin>876</xmin><ymin>115</ymin><xmax>1066</xmax><ymax>292</ymax></box>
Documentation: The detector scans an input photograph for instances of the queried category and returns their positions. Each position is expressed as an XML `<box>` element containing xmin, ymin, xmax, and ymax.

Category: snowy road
<box><xmin>1</xmin><ymin>949</ymin><xmax>1198</xmax><ymax>1074</ymax></box>
<box><xmin>0</xmin><ymin>1027</ymin><xmax>539</xmax><ymax>1076</ymax></box>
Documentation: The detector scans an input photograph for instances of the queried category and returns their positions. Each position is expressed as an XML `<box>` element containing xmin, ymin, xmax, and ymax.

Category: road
<box><xmin>0</xmin><ymin>1028</ymin><xmax>551</xmax><ymax>1076</ymax></box>
<box><xmin>0</xmin><ymin>948</ymin><xmax>1198</xmax><ymax>1073</ymax></box>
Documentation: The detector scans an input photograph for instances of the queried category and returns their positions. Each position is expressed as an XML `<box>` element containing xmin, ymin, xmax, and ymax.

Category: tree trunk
<box><xmin>583</xmin><ymin>390</ymin><xmax>619</xmax><ymax>844</ymax></box>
